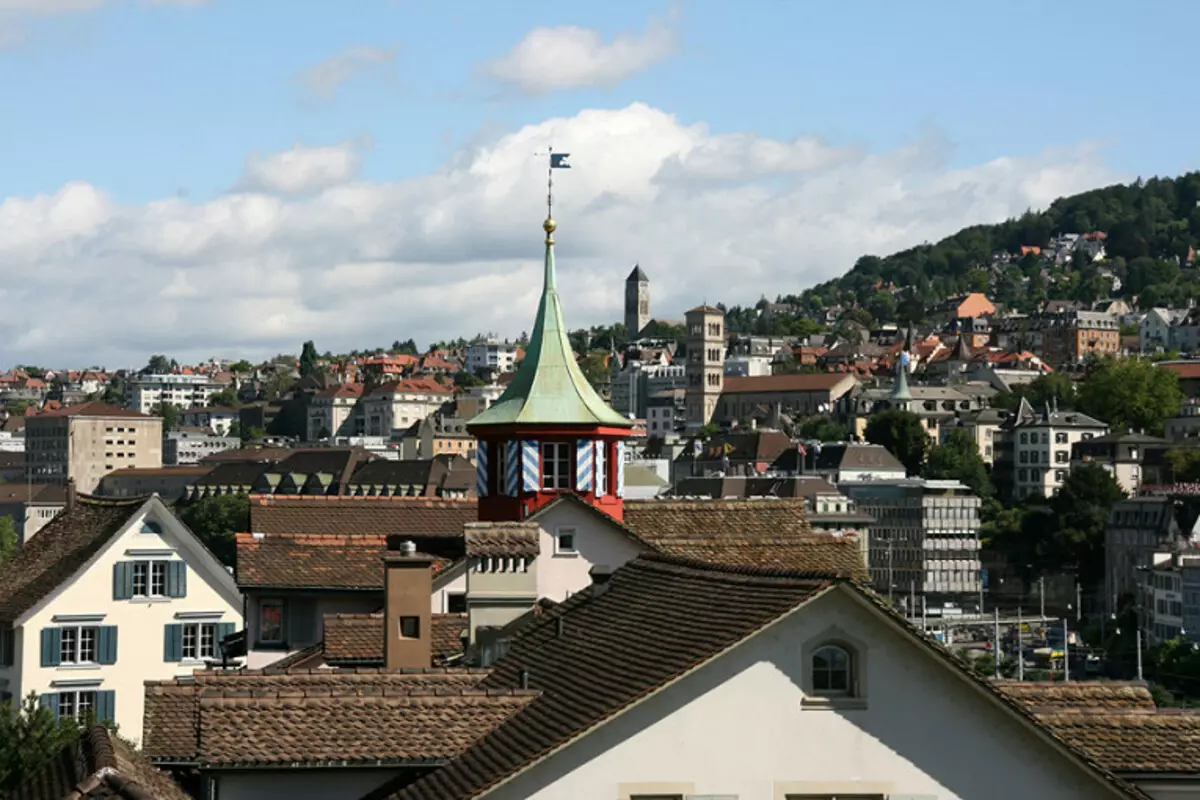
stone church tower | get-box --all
[684,305,725,431]
[624,265,649,339]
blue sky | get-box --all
[0,0,1194,366]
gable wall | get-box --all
[534,503,645,603]
[488,588,1124,800]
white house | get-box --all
[466,339,520,377]
[126,373,225,414]
[0,492,242,745]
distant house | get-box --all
[951,292,996,319]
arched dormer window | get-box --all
[802,628,868,710]
[811,644,853,696]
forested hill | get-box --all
[786,171,1200,321]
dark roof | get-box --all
[811,442,906,473]
[324,612,466,666]
[250,496,477,537]
[463,523,540,558]
[263,447,372,488]
[1037,710,1200,774]
[669,475,846,500]
[682,430,792,463]
[389,555,838,800]
[722,373,855,394]
[199,446,292,464]
[142,669,513,767]
[192,460,272,487]
[0,482,67,505]
[0,496,144,624]
[31,401,150,419]
[997,681,1156,711]
[235,533,456,590]
[623,499,866,578]
[346,458,436,489]
[626,264,647,282]
[16,724,192,800]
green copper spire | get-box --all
[469,217,632,429]
[892,349,913,403]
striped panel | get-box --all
[616,441,626,498]
[504,441,521,496]
[476,441,489,497]
[594,441,607,497]
[521,440,540,492]
[575,439,594,492]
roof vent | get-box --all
[398,540,417,556]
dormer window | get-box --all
[812,645,853,696]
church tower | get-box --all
[624,265,649,339]
[684,305,725,431]
[468,215,635,522]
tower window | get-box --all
[541,442,571,490]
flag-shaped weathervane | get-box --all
[542,148,573,220]
[550,152,571,169]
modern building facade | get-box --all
[24,402,164,494]
[126,373,225,414]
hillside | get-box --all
[783,171,1200,324]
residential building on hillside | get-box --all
[941,407,1009,466]
[848,382,988,440]
[413,413,475,461]
[24,402,163,494]
[96,466,212,501]
[721,373,859,423]
[645,388,684,438]
[363,379,452,437]
[0,483,66,544]
[126,373,225,414]
[455,382,505,421]
[1138,551,1198,645]
[1041,310,1120,366]
[945,291,996,319]
[1156,360,1200,398]
[306,383,364,441]
[797,442,909,483]
[164,429,239,465]
[0,493,242,744]
[670,429,794,483]
[1141,307,1189,353]
[1001,398,1108,499]
[1105,494,1200,616]
[1166,398,1200,442]
[1072,431,1164,494]
[180,405,238,436]
[609,361,685,419]
[466,339,521,378]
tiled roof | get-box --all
[624,499,866,578]
[998,681,1156,711]
[432,613,468,665]
[193,460,272,487]
[102,466,212,479]
[0,496,144,624]
[199,446,292,464]
[463,522,540,558]
[323,612,466,666]
[143,669,508,766]
[722,373,855,394]
[235,533,454,590]
[31,400,151,419]
[1037,710,1200,773]
[16,724,192,800]
[389,555,838,800]
[0,482,66,505]
[250,495,477,537]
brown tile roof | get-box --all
[199,446,292,464]
[624,499,866,578]
[143,669,506,766]
[1037,710,1200,773]
[0,495,144,624]
[16,724,192,800]
[722,373,856,394]
[235,533,454,590]
[432,613,468,665]
[323,612,466,666]
[250,495,477,537]
[389,555,839,800]
[102,466,212,479]
[463,522,540,558]
[0,482,66,505]
[32,400,151,418]
[998,681,1157,711]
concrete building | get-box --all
[1000,397,1108,500]
[466,340,520,378]
[306,383,364,441]
[623,265,650,338]
[684,306,725,431]
[0,483,66,544]
[1105,494,1200,617]
[24,402,164,494]
[180,406,238,436]
[126,373,224,414]
[1041,310,1120,366]
[164,430,239,465]
[1071,431,1164,495]
[609,361,685,419]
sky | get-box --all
[1,0,1197,369]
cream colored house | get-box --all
[24,401,164,494]
[0,492,242,745]
[363,378,453,436]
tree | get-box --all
[578,354,609,390]
[177,494,250,567]
[796,414,849,442]
[227,420,241,441]
[1046,464,1126,587]
[1076,357,1182,435]
[101,378,125,406]
[4,400,28,416]
[209,389,239,409]
[152,402,180,432]
[0,693,83,793]
[453,371,487,389]
[391,339,419,356]
[864,410,928,475]
[924,429,994,498]
[1166,448,1200,483]
[299,341,319,378]
[0,515,17,566]
[244,426,266,442]
[229,359,253,374]
[145,354,172,374]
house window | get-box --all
[540,442,571,490]
[447,593,467,613]
[1055,432,1068,444]
[59,626,99,664]
[259,600,284,644]
[812,644,853,696]
[181,623,218,661]
[555,527,578,555]
[131,561,169,597]
[57,690,97,722]
[1055,450,1069,464]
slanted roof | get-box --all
[0,495,145,624]
[469,219,631,429]
[463,522,540,558]
[235,533,456,590]
[626,264,647,282]
[250,495,477,537]
[324,612,466,666]
[1035,710,1200,775]
[32,401,150,419]
[16,724,193,800]
[997,681,1156,711]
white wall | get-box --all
[489,588,1128,800]
[213,767,401,800]
[534,503,645,603]
[17,503,241,745]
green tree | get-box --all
[864,410,928,475]
[0,515,17,566]
[209,389,239,409]
[4,400,28,416]
[391,338,419,355]
[229,359,253,374]
[1076,357,1183,435]
[1041,464,1126,587]
[1166,449,1200,483]
[299,341,319,378]
[177,494,250,567]
[453,371,487,389]
[101,378,125,406]
[0,693,83,794]
[244,426,266,442]
[796,414,849,442]
[152,402,180,432]
[578,354,610,390]
[145,354,172,374]
[227,420,241,441]
[923,429,994,498]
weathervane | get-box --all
[534,146,571,221]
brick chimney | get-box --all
[382,539,432,670]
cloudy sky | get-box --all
[1,0,1196,369]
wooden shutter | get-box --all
[166,561,187,598]
[40,628,61,667]
[38,693,59,718]
[594,441,607,497]
[521,440,540,492]
[475,441,489,497]
[163,624,183,662]
[97,627,118,665]
[616,441,626,498]
[575,439,594,491]
[0,629,12,667]
[112,562,132,600]
[96,691,115,724]
[504,441,521,496]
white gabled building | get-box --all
[0,490,242,745]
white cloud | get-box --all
[297,45,397,102]
[237,139,369,195]
[484,17,676,95]
[0,102,1121,367]
[0,0,206,48]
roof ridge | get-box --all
[634,550,854,581]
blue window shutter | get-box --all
[616,441,626,498]
[163,624,183,662]
[575,439,594,491]
[112,562,131,600]
[98,627,118,665]
[167,561,187,598]
[594,441,607,497]
[504,441,521,496]
[40,628,61,667]
[38,693,59,718]
[521,440,540,492]
[217,622,236,641]
[475,441,489,497]
[96,691,115,723]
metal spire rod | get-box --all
[547,143,554,220]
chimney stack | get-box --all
[382,540,433,671]
[66,478,77,512]
[589,565,615,596]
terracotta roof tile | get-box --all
[463,522,540,558]
[998,681,1156,711]
[323,612,466,666]
[722,373,856,394]
[0,495,144,624]
[16,725,192,799]
[250,495,477,537]
[31,400,151,419]
[235,533,455,590]
[1037,709,1200,773]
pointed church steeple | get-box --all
[891,333,913,407]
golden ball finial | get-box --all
[543,217,557,234]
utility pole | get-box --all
[921,595,927,637]
[1136,625,1144,681]
[1076,582,1082,623]
[1063,618,1070,682]
[993,608,1001,680]
[1039,576,1046,621]
[1017,605,1024,681]
[888,536,894,604]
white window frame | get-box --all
[57,690,98,722]
[59,626,99,665]
[181,622,218,661]
[554,527,578,556]
[132,560,169,598]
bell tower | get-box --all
[624,265,649,339]
[685,305,725,431]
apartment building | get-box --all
[363,379,452,437]
[455,383,505,421]
[126,373,225,414]
[179,405,238,436]
[466,339,520,377]
[1040,310,1120,366]
[1001,398,1108,499]
[306,383,365,441]
[164,430,239,465]
[24,402,163,494]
